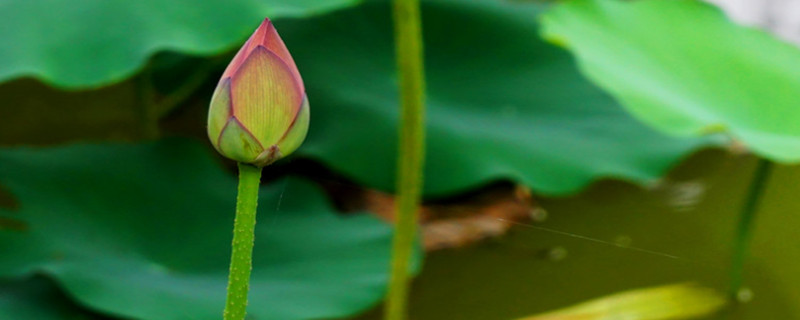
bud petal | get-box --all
[276,96,310,157]
[217,117,264,163]
[223,19,304,92]
[207,78,232,147]
[230,46,303,149]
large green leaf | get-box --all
[0,139,414,319]
[283,0,724,196]
[0,0,359,89]
[0,277,99,320]
[540,0,800,163]
[519,283,726,320]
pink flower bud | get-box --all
[207,18,309,167]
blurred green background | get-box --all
[2,0,800,319]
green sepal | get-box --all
[276,96,310,158]
[217,118,264,163]
[207,78,232,146]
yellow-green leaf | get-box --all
[519,283,727,320]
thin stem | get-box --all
[135,66,160,139]
[224,163,262,320]
[729,157,772,298]
[385,0,426,319]
[155,56,227,118]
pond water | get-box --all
[359,149,800,319]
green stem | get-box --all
[224,163,262,320]
[729,158,772,298]
[385,0,426,319]
[135,66,160,139]
[156,56,227,118]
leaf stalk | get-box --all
[385,0,427,318]
[729,158,772,298]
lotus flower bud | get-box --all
[207,18,309,167]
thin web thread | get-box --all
[263,178,289,235]
[497,218,688,261]
[274,178,289,212]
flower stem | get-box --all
[729,157,772,298]
[155,56,228,118]
[135,65,160,139]
[224,163,262,320]
[385,0,426,318]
